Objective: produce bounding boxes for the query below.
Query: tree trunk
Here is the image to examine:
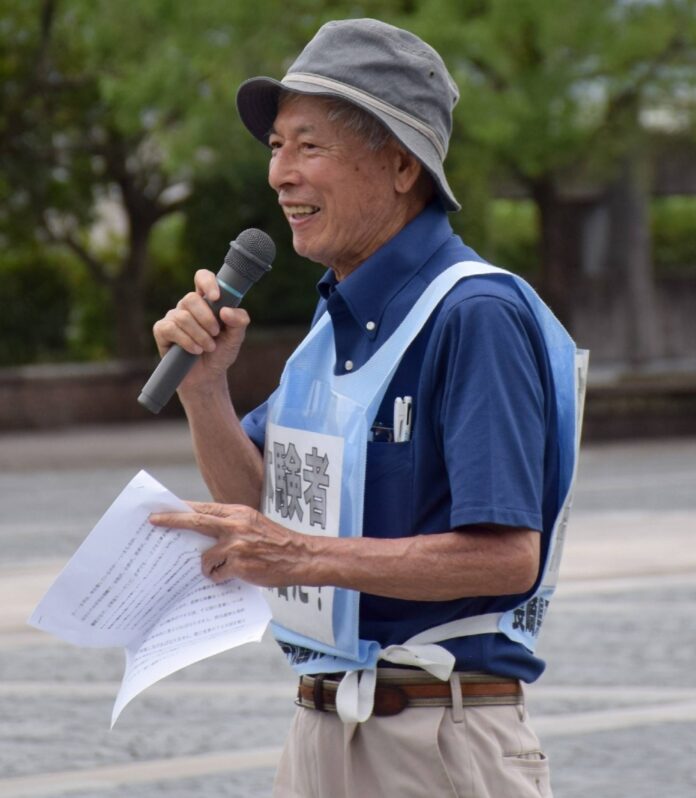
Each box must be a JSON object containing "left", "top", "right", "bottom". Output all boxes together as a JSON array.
[
  {"left": 112, "top": 274, "right": 150, "bottom": 359},
  {"left": 111, "top": 218, "right": 153, "bottom": 360},
  {"left": 606, "top": 154, "right": 661, "bottom": 366},
  {"left": 531, "top": 178, "right": 574, "bottom": 329}
]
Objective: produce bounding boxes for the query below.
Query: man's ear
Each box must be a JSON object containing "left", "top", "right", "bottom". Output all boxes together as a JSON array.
[{"left": 392, "top": 146, "right": 423, "bottom": 195}]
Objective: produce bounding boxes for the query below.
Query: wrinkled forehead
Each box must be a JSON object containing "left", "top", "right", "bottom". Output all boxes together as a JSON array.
[{"left": 271, "top": 94, "right": 332, "bottom": 131}]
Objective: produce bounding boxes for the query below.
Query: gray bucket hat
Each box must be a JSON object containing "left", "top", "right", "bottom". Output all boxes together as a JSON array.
[{"left": 236, "top": 18, "right": 461, "bottom": 212}]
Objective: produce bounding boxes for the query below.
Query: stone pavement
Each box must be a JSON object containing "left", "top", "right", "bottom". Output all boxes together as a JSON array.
[{"left": 1, "top": 422, "right": 695, "bottom": 797}]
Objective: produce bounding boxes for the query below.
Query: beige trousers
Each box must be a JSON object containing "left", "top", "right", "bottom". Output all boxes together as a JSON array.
[{"left": 272, "top": 698, "right": 552, "bottom": 798}]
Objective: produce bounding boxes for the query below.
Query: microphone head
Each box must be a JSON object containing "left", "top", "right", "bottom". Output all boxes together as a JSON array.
[{"left": 225, "top": 228, "right": 276, "bottom": 283}]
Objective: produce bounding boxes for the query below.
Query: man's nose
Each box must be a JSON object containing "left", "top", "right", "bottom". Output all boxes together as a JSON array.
[{"left": 268, "top": 148, "right": 301, "bottom": 191}]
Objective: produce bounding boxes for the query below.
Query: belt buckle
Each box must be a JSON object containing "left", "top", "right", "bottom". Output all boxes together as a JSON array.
[{"left": 372, "top": 684, "right": 409, "bottom": 717}]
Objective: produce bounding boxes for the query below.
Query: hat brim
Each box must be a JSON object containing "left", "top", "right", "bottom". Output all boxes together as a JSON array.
[{"left": 236, "top": 76, "right": 460, "bottom": 212}]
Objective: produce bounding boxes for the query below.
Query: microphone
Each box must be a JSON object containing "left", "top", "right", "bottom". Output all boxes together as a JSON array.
[{"left": 138, "top": 228, "right": 276, "bottom": 414}]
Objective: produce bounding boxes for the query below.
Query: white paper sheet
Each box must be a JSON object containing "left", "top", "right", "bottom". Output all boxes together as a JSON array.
[{"left": 28, "top": 470, "right": 272, "bottom": 726}]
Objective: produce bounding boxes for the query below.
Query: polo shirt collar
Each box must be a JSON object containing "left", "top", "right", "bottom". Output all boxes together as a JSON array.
[{"left": 316, "top": 201, "right": 453, "bottom": 337}]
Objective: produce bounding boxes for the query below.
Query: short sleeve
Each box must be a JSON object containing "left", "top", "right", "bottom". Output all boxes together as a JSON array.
[
  {"left": 435, "top": 294, "right": 546, "bottom": 532},
  {"left": 241, "top": 400, "right": 268, "bottom": 452}
]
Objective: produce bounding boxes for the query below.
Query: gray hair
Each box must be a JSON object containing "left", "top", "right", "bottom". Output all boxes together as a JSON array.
[{"left": 277, "top": 90, "right": 393, "bottom": 152}]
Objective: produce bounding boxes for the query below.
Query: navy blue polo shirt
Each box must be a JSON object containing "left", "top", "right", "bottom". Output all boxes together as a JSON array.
[{"left": 242, "top": 201, "right": 559, "bottom": 683}]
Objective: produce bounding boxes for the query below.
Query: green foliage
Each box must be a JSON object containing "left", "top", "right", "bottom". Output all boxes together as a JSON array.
[
  {"left": 1, "top": 0, "right": 695, "bottom": 364},
  {"left": 652, "top": 196, "right": 696, "bottom": 275},
  {"left": 487, "top": 200, "right": 539, "bottom": 277},
  {"left": 142, "top": 213, "right": 192, "bottom": 325},
  {"left": 1, "top": 0, "right": 390, "bottom": 359},
  {"left": 63, "top": 268, "right": 114, "bottom": 361},
  {"left": 0, "top": 249, "right": 72, "bottom": 365},
  {"left": 408, "top": 0, "right": 696, "bottom": 184}
]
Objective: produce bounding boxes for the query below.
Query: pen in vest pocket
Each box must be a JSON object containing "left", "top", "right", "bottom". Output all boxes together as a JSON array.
[{"left": 393, "top": 396, "right": 412, "bottom": 443}]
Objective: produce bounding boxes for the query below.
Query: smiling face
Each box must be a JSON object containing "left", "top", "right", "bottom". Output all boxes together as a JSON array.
[{"left": 268, "top": 95, "right": 425, "bottom": 280}]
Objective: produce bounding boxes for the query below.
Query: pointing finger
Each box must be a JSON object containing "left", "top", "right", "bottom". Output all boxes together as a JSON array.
[{"left": 149, "top": 511, "right": 222, "bottom": 539}]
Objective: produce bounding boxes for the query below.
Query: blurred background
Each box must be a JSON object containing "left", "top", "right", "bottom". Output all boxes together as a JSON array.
[
  {"left": 1, "top": 0, "right": 695, "bottom": 431},
  {"left": 2, "top": 5, "right": 696, "bottom": 797}
]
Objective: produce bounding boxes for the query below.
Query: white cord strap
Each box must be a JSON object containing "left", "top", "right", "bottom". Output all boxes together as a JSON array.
[{"left": 334, "top": 643, "right": 455, "bottom": 723}]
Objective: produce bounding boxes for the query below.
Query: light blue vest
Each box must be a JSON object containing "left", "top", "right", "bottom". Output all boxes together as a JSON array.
[{"left": 261, "top": 262, "right": 588, "bottom": 721}]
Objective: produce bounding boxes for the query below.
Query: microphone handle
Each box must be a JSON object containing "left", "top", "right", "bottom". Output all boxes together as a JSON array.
[{"left": 137, "top": 288, "right": 243, "bottom": 415}]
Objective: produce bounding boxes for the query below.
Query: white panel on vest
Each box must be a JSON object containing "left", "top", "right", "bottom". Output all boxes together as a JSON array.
[
  {"left": 263, "top": 422, "right": 344, "bottom": 536},
  {"left": 262, "top": 422, "right": 345, "bottom": 646}
]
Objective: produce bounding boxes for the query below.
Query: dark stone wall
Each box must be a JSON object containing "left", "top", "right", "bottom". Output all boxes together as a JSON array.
[
  {"left": 0, "top": 328, "right": 305, "bottom": 431},
  {"left": 1, "top": 324, "right": 694, "bottom": 439}
]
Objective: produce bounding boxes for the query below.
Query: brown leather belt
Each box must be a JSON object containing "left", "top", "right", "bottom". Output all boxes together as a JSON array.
[{"left": 297, "top": 671, "right": 523, "bottom": 717}]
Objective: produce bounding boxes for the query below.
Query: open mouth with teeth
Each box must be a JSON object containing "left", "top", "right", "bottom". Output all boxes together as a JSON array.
[{"left": 285, "top": 205, "right": 320, "bottom": 220}]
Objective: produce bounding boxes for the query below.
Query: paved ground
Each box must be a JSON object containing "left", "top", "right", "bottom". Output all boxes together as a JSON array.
[{"left": 1, "top": 421, "right": 695, "bottom": 797}]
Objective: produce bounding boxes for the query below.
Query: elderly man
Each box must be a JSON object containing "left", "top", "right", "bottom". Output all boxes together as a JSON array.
[{"left": 151, "top": 18, "right": 584, "bottom": 798}]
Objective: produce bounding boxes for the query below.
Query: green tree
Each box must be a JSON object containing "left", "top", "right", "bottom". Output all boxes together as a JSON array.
[
  {"left": 406, "top": 0, "right": 696, "bottom": 334},
  {"left": 3, "top": 0, "right": 695, "bottom": 363},
  {"left": 0, "top": 0, "right": 332, "bottom": 358}
]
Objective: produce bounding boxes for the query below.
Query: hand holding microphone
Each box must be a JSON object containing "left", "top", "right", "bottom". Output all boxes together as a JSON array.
[{"left": 139, "top": 228, "right": 276, "bottom": 414}]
